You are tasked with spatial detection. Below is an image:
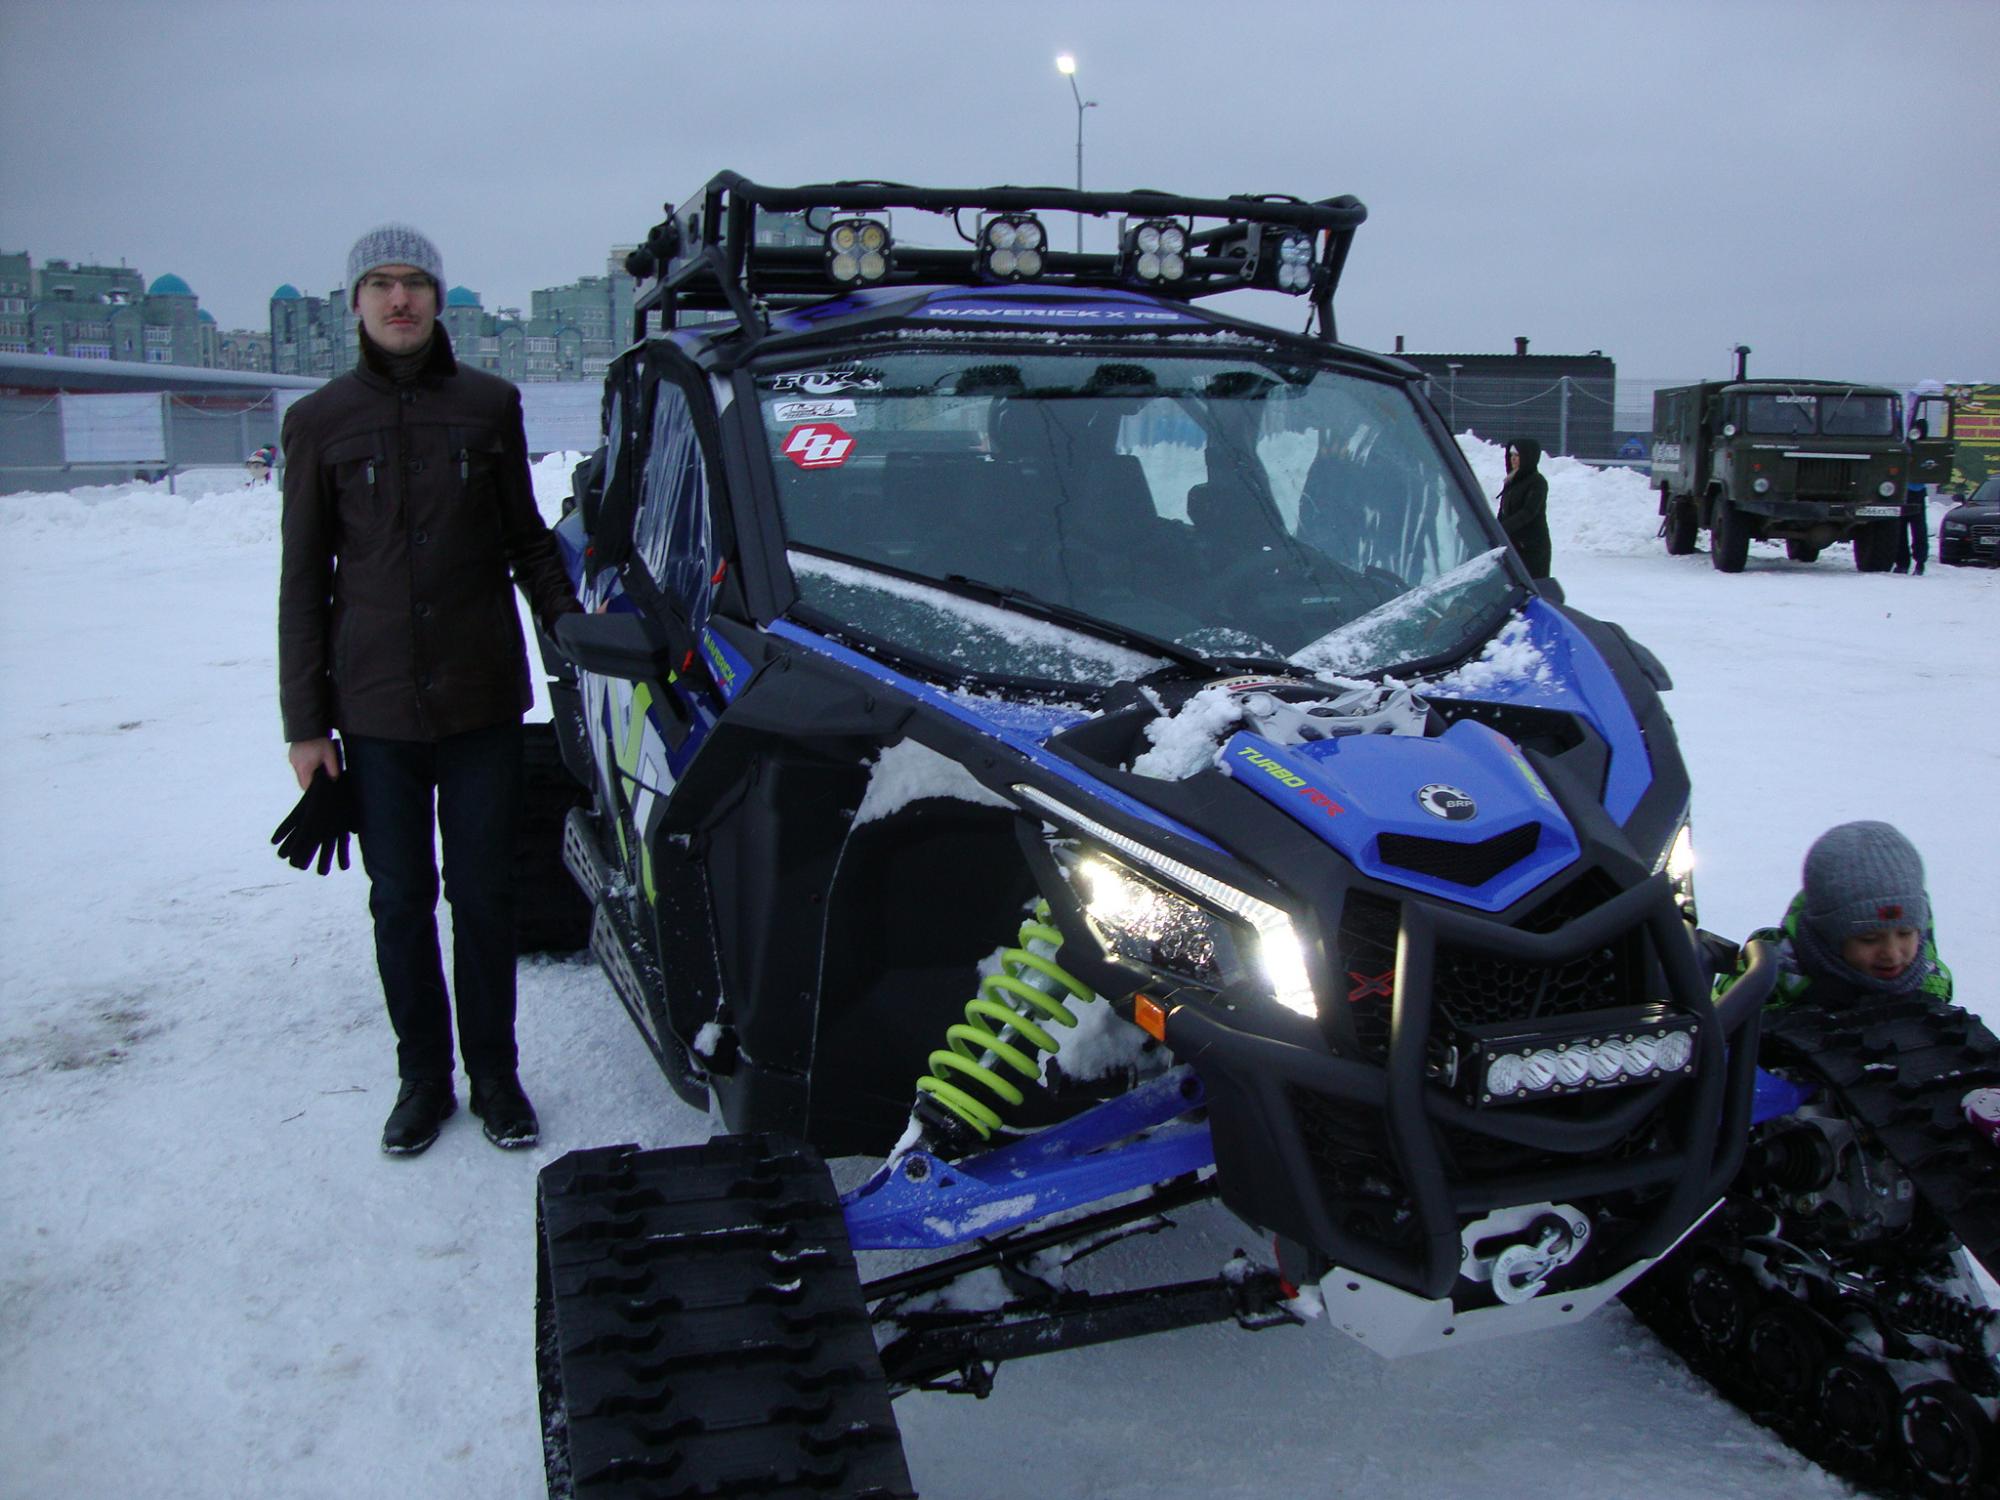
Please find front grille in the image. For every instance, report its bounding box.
[1793,457,1859,497]
[1435,873,1641,1031]
[1332,874,1646,1058]
[1377,823,1540,888]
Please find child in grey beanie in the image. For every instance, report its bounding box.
[1758,820,1949,1005]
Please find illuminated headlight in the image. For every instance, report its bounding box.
[980,215,1046,280]
[1125,218,1187,283]
[1878,481,1899,497]
[1274,232,1315,293]
[1654,817,1697,924]
[1018,784,1317,1018]
[1941,519,1968,534]
[1753,477,1771,494]
[826,218,892,283]
[1469,1009,1700,1106]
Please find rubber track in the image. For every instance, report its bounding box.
[1763,995,2000,1272]
[1626,990,2000,1497]
[537,1136,916,1499]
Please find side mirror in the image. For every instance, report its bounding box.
[554,610,687,684]
[1533,575,1567,605]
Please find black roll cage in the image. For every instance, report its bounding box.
[627,170,1367,345]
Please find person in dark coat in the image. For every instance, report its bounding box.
[278,223,580,1158]
[1894,419,1930,575]
[1496,437,1552,579]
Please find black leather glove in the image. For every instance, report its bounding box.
[272,768,353,875]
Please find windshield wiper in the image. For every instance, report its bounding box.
[939,572,1282,681]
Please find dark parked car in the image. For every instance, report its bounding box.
[1938,475,2000,566]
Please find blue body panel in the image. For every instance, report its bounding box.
[1426,599,1654,825]
[766,619,1225,854]
[1222,716,1581,912]
[841,1068,1212,1250]
[1752,1068,1818,1124]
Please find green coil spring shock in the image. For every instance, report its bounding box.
[914,901,1096,1144]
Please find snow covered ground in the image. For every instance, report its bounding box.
[2,445,1995,1498]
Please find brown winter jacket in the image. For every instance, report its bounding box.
[277,326,579,743]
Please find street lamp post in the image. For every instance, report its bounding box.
[1055,54,1096,254]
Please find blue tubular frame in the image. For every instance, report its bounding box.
[841,1068,1214,1251]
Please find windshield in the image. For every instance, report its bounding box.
[762,344,1498,678]
[1736,391,1898,438]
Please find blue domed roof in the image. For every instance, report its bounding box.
[148,273,194,297]
[272,283,303,301]
[445,285,481,308]
[198,309,216,323]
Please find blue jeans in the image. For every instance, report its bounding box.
[344,724,523,1083]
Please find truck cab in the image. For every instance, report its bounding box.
[1653,377,1923,572]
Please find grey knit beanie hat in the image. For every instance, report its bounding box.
[346,223,444,307]
[1801,820,1930,943]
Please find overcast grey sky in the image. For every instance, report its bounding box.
[4,0,1994,383]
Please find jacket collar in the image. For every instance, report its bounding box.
[354,322,459,389]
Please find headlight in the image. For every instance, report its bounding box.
[1654,816,1697,924]
[1017,784,1316,1018]
[1752,477,1770,494]
[1878,481,1899,497]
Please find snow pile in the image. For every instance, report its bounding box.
[1457,433,1665,558]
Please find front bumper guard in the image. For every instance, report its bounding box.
[1168,873,1777,1301]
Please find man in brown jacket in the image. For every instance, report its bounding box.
[278,223,579,1157]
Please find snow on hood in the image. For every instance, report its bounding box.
[1420,613,1554,695]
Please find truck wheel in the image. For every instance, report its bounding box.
[1785,539,1821,563]
[1853,520,1899,573]
[1710,499,1750,573]
[1665,499,1698,555]
[515,722,594,955]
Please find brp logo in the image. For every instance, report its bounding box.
[1417,783,1477,821]
[782,422,855,470]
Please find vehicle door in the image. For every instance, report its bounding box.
[579,346,731,902]
[1909,393,1956,489]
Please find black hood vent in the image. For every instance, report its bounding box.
[1376,823,1541,888]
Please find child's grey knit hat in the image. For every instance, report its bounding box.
[1802,820,1930,942]
[346,224,444,307]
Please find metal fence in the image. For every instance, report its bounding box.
[0,383,605,494]
[0,390,292,492]
[1426,373,1615,461]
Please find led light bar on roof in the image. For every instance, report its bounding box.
[978,215,1046,281]
[825,218,891,284]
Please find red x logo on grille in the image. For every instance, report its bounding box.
[1347,969,1393,1003]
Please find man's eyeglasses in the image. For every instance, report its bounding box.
[359,273,436,296]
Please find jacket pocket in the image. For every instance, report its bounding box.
[322,432,389,531]
[448,426,509,502]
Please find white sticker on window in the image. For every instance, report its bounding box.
[773,398,857,422]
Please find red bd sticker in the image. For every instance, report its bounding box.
[782,422,855,470]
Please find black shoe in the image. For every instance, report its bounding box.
[381,1078,456,1156]
[470,1074,540,1149]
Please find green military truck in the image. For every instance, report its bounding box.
[1652,366,1954,573]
